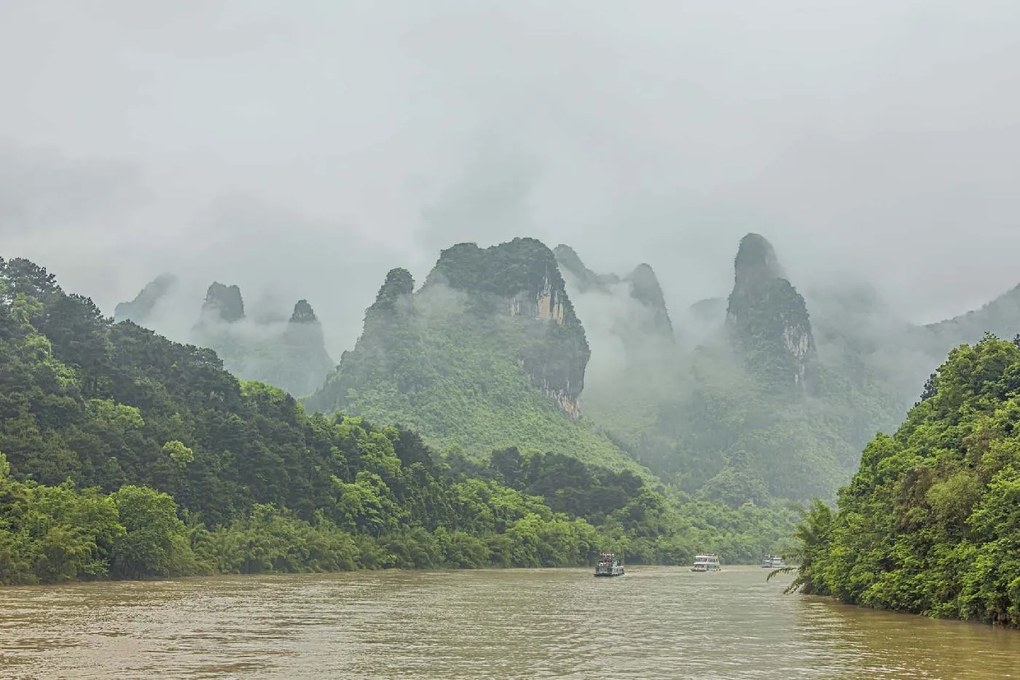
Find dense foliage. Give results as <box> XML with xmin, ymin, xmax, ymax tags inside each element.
<box><xmin>307</xmin><ymin>239</ymin><xmax>633</xmax><ymax>471</ymax></box>
<box><xmin>568</xmin><ymin>234</ymin><xmax>907</xmax><ymax>503</ymax></box>
<box><xmin>790</xmin><ymin>336</ymin><xmax>1020</xmax><ymax>627</ymax></box>
<box><xmin>0</xmin><ymin>255</ymin><xmax>793</xmax><ymax>585</ymax></box>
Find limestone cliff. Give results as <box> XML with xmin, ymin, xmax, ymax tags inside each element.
<box><xmin>625</xmin><ymin>263</ymin><xmax>674</xmax><ymax>340</ymax></box>
<box><xmin>421</xmin><ymin>238</ymin><xmax>589</xmax><ymax>415</ymax></box>
<box><xmin>726</xmin><ymin>233</ymin><xmax>816</xmax><ymax>390</ymax></box>
<box><xmin>199</xmin><ymin>282</ymin><xmax>245</xmax><ymax>324</ymax></box>
<box><xmin>190</xmin><ymin>284</ymin><xmax>333</xmax><ymax>397</ymax></box>
<box><xmin>304</xmin><ymin>238</ymin><xmax>640</xmax><ymax>472</ymax></box>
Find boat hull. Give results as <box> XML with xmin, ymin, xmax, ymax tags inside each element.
<box><xmin>594</xmin><ymin>569</ymin><xmax>625</xmax><ymax>577</ymax></box>
<box><xmin>594</xmin><ymin>552</ymin><xmax>624</xmax><ymax>577</ymax></box>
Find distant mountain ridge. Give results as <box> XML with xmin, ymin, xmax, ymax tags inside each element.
<box><xmin>114</xmin><ymin>232</ymin><xmax>1020</xmax><ymax>506</ymax></box>
<box><xmin>554</xmin><ymin>244</ymin><xmax>675</xmax><ymax>343</ymax></box>
<box><xmin>114</xmin><ymin>278</ymin><xmax>333</xmax><ymax>397</ymax></box>
<box><xmin>113</xmin><ymin>273</ymin><xmax>178</xmax><ymax>323</ymax></box>
<box><xmin>551</xmin><ymin>244</ymin><xmax>679</xmax><ymax>457</ymax></box>
<box><xmin>923</xmin><ymin>284</ymin><xmax>1020</xmax><ymax>349</ymax></box>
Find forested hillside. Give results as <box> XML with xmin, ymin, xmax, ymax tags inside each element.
<box><xmin>111</xmin><ymin>234</ymin><xmax>1020</xmax><ymax>514</ymax></box>
<box><xmin>0</xmin><ymin>255</ymin><xmax>794</xmax><ymax>585</ymax></box>
<box><xmin>570</xmin><ymin>234</ymin><xmax>901</xmax><ymax>503</ymax></box>
<box><xmin>307</xmin><ymin>238</ymin><xmax>642</xmax><ymax>472</ymax></box>
<box><xmin>790</xmin><ymin>335</ymin><xmax>1020</xmax><ymax>627</ymax></box>
<box><xmin>115</xmin><ymin>277</ymin><xmax>333</xmax><ymax>397</ymax></box>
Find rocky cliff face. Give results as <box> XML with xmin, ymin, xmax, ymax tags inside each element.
<box><xmin>308</xmin><ymin>238</ymin><xmax>590</xmax><ymax>417</ymax></box>
<box><xmin>625</xmin><ymin>263</ymin><xmax>674</xmax><ymax>340</ymax></box>
<box><xmin>726</xmin><ymin>233</ymin><xmax>816</xmax><ymax>390</ymax></box>
<box><xmin>304</xmin><ymin>238</ymin><xmax>637</xmax><ymax>471</ymax></box>
<box><xmin>199</xmin><ymin>282</ymin><xmax>245</xmax><ymax>323</ymax></box>
<box><xmin>421</xmin><ymin>238</ymin><xmax>589</xmax><ymax>415</ymax></box>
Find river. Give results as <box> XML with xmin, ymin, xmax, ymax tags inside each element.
<box><xmin>1</xmin><ymin>567</ymin><xmax>1017</xmax><ymax>679</ymax></box>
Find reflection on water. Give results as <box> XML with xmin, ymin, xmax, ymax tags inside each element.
<box><xmin>1</xmin><ymin>567</ymin><xmax>1017</xmax><ymax>679</ymax></box>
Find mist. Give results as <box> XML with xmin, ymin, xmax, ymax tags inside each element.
<box><xmin>4</xmin><ymin>1</ymin><xmax>1020</xmax><ymax>357</ymax></box>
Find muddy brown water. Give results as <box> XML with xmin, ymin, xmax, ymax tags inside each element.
<box><xmin>1</xmin><ymin>566</ymin><xmax>1017</xmax><ymax>679</ymax></box>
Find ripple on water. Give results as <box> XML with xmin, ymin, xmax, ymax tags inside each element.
<box><xmin>1</xmin><ymin>569</ymin><xmax>1018</xmax><ymax>679</ymax></box>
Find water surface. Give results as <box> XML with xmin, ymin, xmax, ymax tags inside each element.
<box><xmin>1</xmin><ymin>567</ymin><xmax>1017</xmax><ymax>679</ymax></box>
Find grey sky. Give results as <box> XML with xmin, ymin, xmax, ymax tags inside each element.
<box><xmin>3</xmin><ymin>0</ymin><xmax>1020</xmax><ymax>354</ymax></box>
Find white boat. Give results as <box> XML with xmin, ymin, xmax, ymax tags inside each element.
<box><xmin>594</xmin><ymin>552</ymin><xmax>625</xmax><ymax>577</ymax></box>
<box><xmin>760</xmin><ymin>555</ymin><xmax>784</xmax><ymax>568</ymax></box>
<box><xmin>691</xmin><ymin>553</ymin><xmax>721</xmax><ymax>572</ymax></box>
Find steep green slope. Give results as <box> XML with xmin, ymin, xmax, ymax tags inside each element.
<box><xmin>791</xmin><ymin>335</ymin><xmax>1020</xmax><ymax>627</ymax></box>
<box><xmin>0</xmin><ymin>255</ymin><xmax>801</xmax><ymax>584</ymax></box>
<box><xmin>628</xmin><ymin>234</ymin><xmax>900</xmax><ymax>502</ymax></box>
<box><xmin>307</xmin><ymin>238</ymin><xmax>643</xmax><ymax>473</ymax></box>
<box><xmin>0</xmin><ymin>255</ymin><xmax>670</xmax><ymax>583</ymax></box>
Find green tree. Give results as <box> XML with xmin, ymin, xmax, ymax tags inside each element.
<box><xmin>110</xmin><ymin>486</ymin><xmax>194</xmax><ymax>579</ymax></box>
<box><xmin>162</xmin><ymin>440</ymin><xmax>194</xmax><ymax>467</ymax></box>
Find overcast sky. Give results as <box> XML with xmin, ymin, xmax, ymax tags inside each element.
<box><xmin>3</xmin><ymin>0</ymin><xmax>1019</xmax><ymax>353</ymax></box>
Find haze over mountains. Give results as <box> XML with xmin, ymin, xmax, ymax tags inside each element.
<box><xmin>8</xmin><ymin>2</ymin><xmax>1020</xmax><ymax>359</ymax></box>
<box><xmin>115</xmin><ymin>278</ymin><xmax>333</xmax><ymax>397</ymax></box>
<box><xmin>112</xmin><ymin>232</ymin><xmax>1020</xmax><ymax>504</ymax></box>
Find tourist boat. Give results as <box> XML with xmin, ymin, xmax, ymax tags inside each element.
<box><xmin>594</xmin><ymin>552</ymin><xmax>625</xmax><ymax>577</ymax></box>
<box><xmin>691</xmin><ymin>553</ymin><xmax>721</xmax><ymax>572</ymax></box>
<box><xmin>761</xmin><ymin>555</ymin><xmax>784</xmax><ymax>568</ymax></box>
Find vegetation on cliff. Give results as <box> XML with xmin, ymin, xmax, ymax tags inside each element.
<box><xmin>306</xmin><ymin>239</ymin><xmax>637</xmax><ymax>471</ymax></box>
<box><xmin>569</xmin><ymin>233</ymin><xmax>898</xmax><ymax>503</ymax></box>
<box><xmin>790</xmin><ymin>335</ymin><xmax>1020</xmax><ymax>627</ymax></box>
<box><xmin>0</xmin><ymin>255</ymin><xmax>793</xmax><ymax>584</ymax></box>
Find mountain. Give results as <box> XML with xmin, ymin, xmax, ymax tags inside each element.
<box><xmin>192</xmin><ymin>283</ymin><xmax>334</xmax><ymax>397</ymax></box>
<box><xmin>726</xmin><ymin>233</ymin><xmax>816</xmax><ymax>391</ymax></box>
<box><xmin>115</xmin><ymin>278</ymin><xmax>333</xmax><ymax>397</ymax></box>
<box><xmin>197</xmin><ymin>281</ymin><xmax>245</xmax><ymax>323</ymax></box>
<box><xmin>306</xmin><ymin>237</ymin><xmax>645</xmax><ymax>472</ymax></box>
<box><xmin>0</xmin><ymin>254</ymin><xmax>798</xmax><ymax>585</ymax></box>
<box><xmin>554</xmin><ymin>244</ymin><xmax>674</xmax><ymax>343</ymax></box>
<box><xmin>553</xmin><ymin>244</ymin><xmax>679</xmax><ymax>449</ymax></box>
<box><xmin>111</xmin><ymin>233</ymin><xmax>1020</xmax><ymax>512</ymax></box>
<box><xmin>621</xmin><ymin>233</ymin><xmax>893</xmax><ymax>502</ymax></box>
<box><xmin>923</xmin><ymin>284</ymin><xmax>1020</xmax><ymax>354</ymax></box>
<box><xmin>0</xmin><ymin>255</ymin><xmax>655</xmax><ymax>580</ymax></box>
<box><xmin>791</xmin><ymin>335</ymin><xmax>1020</xmax><ymax>627</ymax></box>
<box><xmin>113</xmin><ymin>273</ymin><xmax>178</xmax><ymax>324</ymax></box>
